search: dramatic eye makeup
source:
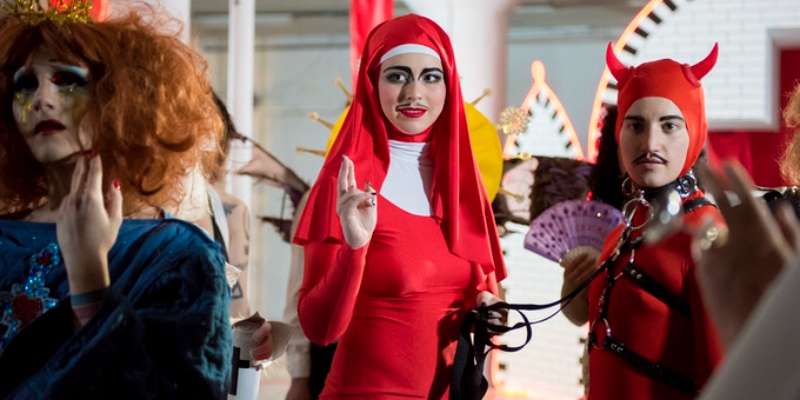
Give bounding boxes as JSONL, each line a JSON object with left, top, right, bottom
{"left": 382, "top": 66, "right": 443, "bottom": 84}
{"left": 51, "top": 66, "right": 89, "bottom": 87}
{"left": 12, "top": 68, "right": 37, "bottom": 93}
{"left": 419, "top": 67, "right": 443, "bottom": 83}
{"left": 12, "top": 65, "right": 89, "bottom": 94}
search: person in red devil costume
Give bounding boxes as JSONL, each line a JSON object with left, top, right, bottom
{"left": 586, "top": 44, "right": 725, "bottom": 400}
{"left": 292, "top": 14, "right": 507, "bottom": 399}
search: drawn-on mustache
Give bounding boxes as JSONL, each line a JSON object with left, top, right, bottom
{"left": 396, "top": 103, "right": 427, "bottom": 110}
{"left": 633, "top": 152, "right": 667, "bottom": 164}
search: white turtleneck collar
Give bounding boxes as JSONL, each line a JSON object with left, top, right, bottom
{"left": 380, "top": 140, "right": 434, "bottom": 216}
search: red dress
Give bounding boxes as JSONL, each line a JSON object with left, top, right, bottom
{"left": 587, "top": 193, "right": 724, "bottom": 400}
{"left": 293, "top": 15, "right": 505, "bottom": 399}
{"left": 299, "top": 196, "right": 488, "bottom": 399}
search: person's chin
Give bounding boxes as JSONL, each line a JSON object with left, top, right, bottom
{"left": 638, "top": 176, "right": 674, "bottom": 189}
{"left": 38, "top": 150, "right": 83, "bottom": 165}
{"left": 397, "top": 124, "right": 424, "bottom": 135}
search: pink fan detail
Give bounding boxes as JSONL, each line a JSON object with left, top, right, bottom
{"left": 524, "top": 199, "right": 623, "bottom": 262}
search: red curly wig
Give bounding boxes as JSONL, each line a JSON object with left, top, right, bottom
{"left": 0, "top": 4, "right": 222, "bottom": 215}
{"left": 781, "top": 83, "right": 800, "bottom": 185}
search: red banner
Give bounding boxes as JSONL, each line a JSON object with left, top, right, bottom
{"left": 707, "top": 48, "right": 800, "bottom": 188}
{"left": 350, "top": 0, "right": 393, "bottom": 86}
{"left": 51, "top": 0, "right": 109, "bottom": 22}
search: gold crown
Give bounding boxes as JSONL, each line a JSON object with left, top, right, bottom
{"left": 2, "top": 0, "right": 94, "bottom": 24}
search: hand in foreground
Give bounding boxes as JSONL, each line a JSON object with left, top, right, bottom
{"left": 57, "top": 151, "right": 122, "bottom": 297}
{"left": 337, "top": 155, "right": 377, "bottom": 249}
{"left": 692, "top": 161, "right": 800, "bottom": 348}
{"left": 251, "top": 320, "right": 274, "bottom": 361}
{"left": 476, "top": 290, "right": 508, "bottom": 335}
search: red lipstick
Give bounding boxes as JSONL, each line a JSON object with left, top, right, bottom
{"left": 34, "top": 120, "right": 66, "bottom": 135}
{"left": 398, "top": 107, "right": 427, "bottom": 118}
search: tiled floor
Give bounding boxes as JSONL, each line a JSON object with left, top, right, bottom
{"left": 257, "top": 357, "right": 290, "bottom": 399}
{"left": 252, "top": 357, "right": 578, "bottom": 400}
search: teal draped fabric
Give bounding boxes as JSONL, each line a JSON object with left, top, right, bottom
{"left": 0, "top": 218, "right": 231, "bottom": 399}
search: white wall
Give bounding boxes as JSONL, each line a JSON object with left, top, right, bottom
{"left": 199, "top": 36, "right": 351, "bottom": 321}
{"left": 608, "top": 0, "right": 800, "bottom": 131}
{"left": 507, "top": 39, "right": 610, "bottom": 154}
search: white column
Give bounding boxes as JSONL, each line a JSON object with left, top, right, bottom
{"left": 403, "top": 0, "right": 519, "bottom": 123}
{"left": 225, "top": 7, "right": 259, "bottom": 397}
{"left": 226, "top": 0, "right": 255, "bottom": 209}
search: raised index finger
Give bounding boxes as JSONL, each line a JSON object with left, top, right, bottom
{"left": 338, "top": 156, "right": 349, "bottom": 196}
{"left": 86, "top": 152, "right": 104, "bottom": 199}
{"left": 346, "top": 156, "right": 357, "bottom": 192}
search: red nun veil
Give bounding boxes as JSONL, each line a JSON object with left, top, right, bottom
{"left": 293, "top": 14, "right": 506, "bottom": 285}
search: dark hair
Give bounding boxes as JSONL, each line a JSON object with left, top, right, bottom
{"left": 0, "top": 5, "right": 222, "bottom": 214}
{"left": 589, "top": 105, "right": 625, "bottom": 209}
{"left": 207, "top": 92, "right": 241, "bottom": 183}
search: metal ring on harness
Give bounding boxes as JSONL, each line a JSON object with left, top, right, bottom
{"left": 621, "top": 197, "right": 652, "bottom": 231}
{"left": 589, "top": 317, "right": 611, "bottom": 350}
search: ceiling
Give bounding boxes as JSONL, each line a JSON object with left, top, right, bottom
{"left": 191, "top": 0, "right": 649, "bottom": 42}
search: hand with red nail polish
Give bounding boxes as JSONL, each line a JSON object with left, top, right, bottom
{"left": 56, "top": 153, "right": 123, "bottom": 310}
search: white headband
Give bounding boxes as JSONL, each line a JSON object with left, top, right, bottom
{"left": 379, "top": 44, "right": 441, "bottom": 64}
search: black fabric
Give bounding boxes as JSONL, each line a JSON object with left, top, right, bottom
{"left": 309, "top": 342, "right": 337, "bottom": 399}
{"left": 0, "top": 299, "right": 73, "bottom": 396}
{"left": 763, "top": 186, "right": 800, "bottom": 219}
{"left": 450, "top": 310, "right": 489, "bottom": 400}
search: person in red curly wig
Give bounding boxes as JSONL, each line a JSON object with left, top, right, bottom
{"left": 0, "top": 3, "right": 234, "bottom": 398}
{"left": 293, "top": 14, "right": 507, "bottom": 399}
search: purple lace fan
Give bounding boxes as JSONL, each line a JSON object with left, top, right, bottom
{"left": 524, "top": 199, "right": 623, "bottom": 262}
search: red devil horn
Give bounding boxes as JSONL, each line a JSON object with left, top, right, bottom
{"left": 690, "top": 43, "right": 719, "bottom": 81}
{"left": 606, "top": 42, "right": 630, "bottom": 88}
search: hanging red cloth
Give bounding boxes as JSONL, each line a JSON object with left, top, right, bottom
{"left": 349, "top": 0, "right": 393, "bottom": 87}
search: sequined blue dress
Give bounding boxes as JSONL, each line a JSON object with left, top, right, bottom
{"left": 0, "top": 218, "right": 231, "bottom": 399}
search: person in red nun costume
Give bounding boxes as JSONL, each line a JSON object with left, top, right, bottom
{"left": 293, "top": 14, "right": 507, "bottom": 399}
{"left": 586, "top": 44, "right": 725, "bottom": 400}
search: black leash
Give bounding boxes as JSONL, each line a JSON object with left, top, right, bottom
{"left": 450, "top": 251, "right": 617, "bottom": 400}
{"left": 451, "top": 195, "right": 715, "bottom": 400}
